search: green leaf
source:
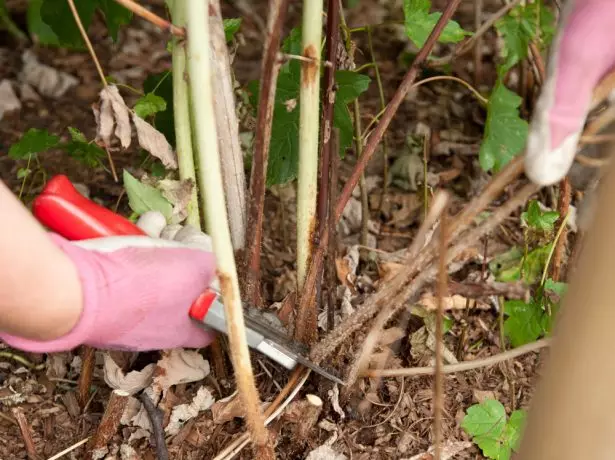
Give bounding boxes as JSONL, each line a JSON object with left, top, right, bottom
{"left": 496, "top": 1, "right": 556, "bottom": 72}
{"left": 521, "top": 200, "right": 559, "bottom": 232}
{"left": 122, "top": 170, "right": 173, "bottom": 220}
{"left": 9, "top": 128, "right": 60, "bottom": 160}
{"left": 26, "top": 0, "right": 60, "bottom": 45}
{"left": 504, "top": 300, "right": 544, "bottom": 347}
{"left": 134, "top": 93, "right": 167, "bottom": 119}
{"left": 98, "top": 0, "right": 132, "bottom": 42}
{"left": 403, "top": 0, "right": 471, "bottom": 49}
{"left": 143, "top": 72, "right": 175, "bottom": 147}
{"left": 62, "top": 127, "right": 106, "bottom": 167}
{"left": 479, "top": 81, "right": 528, "bottom": 172}
{"left": 463, "top": 400, "right": 527, "bottom": 460}
{"left": 17, "top": 168, "right": 31, "bottom": 179}
{"left": 545, "top": 278, "right": 567, "bottom": 297}
{"left": 334, "top": 70, "right": 371, "bottom": 156}
{"left": 40, "top": 0, "right": 97, "bottom": 48}
{"left": 223, "top": 18, "right": 242, "bottom": 42}
{"left": 504, "top": 410, "right": 527, "bottom": 452}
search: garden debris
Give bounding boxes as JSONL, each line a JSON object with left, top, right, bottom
{"left": 165, "top": 386, "right": 215, "bottom": 435}
{"left": 335, "top": 245, "right": 360, "bottom": 288}
{"left": 103, "top": 354, "right": 154, "bottom": 395}
{"left": 96, "top": 84, "right": 132, "bottom": 148}
{"left": 282, "top": 394, "right": 323, "bottom": 438}
{"left": 409, "top": 307, "right": 458, "bottom": 365}
{"left": 19, "top": 50, "right": 78, "bottom": 99}
{"left": 157, "top": 178, "right": 194, "bottom": 221}
{"left": 305, "top": 444, "right": 347, "bottom": 460}
{"left": 152, "top": 349, "right": 210, "bottom": 397}
{"left": 132, "top": 113, "right": 177, "bottom": 169}
{"left": 404, "top": 440, "right": 472, "bottom": 459}
{"left": 0, "top": 80, "right": 21, "bottom": 121}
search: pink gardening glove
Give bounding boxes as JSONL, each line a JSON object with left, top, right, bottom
{"left": 526, "top": 0, "right": 615, "bottom": 185}
{"left": 0, "top": 212, "right": 218, "bottom": 352}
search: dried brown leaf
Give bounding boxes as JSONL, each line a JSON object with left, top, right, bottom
{"left": 0, "top": 80, "right": 21, "bottom": 121}
{"left": 19, "top": 50, "right": 78, "bottom": 98}
{"left": 158, "top": 178, "right": 194, "bottom": 220}
{"left": 305, "top": 445, "right": 347, "bottom": 460}
{"left": 153, "top": 349, "right": 210, "bottom": 394}
{"left": 99, "top": 85, "right": 132, "bottom": 148}
{"left": 165, "top": 386, "right": 215, "bottom": 435}
{"left": 103, "top": 354, "right": 154, "bottom": 395}
{"left": 404, "top": 440, "right": 472, "bottom": 459}
{"left": 132, "top": 113, "right": 177, "bottom": 169}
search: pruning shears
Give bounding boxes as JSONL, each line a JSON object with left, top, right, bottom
{"left": 32, "top": 175, "right": 343, "bottom": 385}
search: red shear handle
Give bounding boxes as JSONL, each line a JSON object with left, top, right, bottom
{"left": 33, "top": 175, "right": 145, "bottom": 241}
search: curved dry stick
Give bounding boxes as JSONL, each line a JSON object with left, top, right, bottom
{"left": 113, "top": 0, "right": 185, "bottom": 37}
{"left": 364, "top": 338, "right": 550, "bottom": 377}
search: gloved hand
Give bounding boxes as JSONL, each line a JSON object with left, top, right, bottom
{"left": 0, "top": 211, "right": 218, "bottom": 353}
{"left": 525, "top": 0, "right": 615, "bottom": 186}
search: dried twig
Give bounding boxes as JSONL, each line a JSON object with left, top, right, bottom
{"left": 364, "top": 338, "right": 550, "bottom": 377}
{"left": 327, "top": 130, "right": 340, "bottom": 332}
{"left": 244, "top": 0, "right": 290, "bottom": 307}
{"left": 551, "top": 177, "right": 571, "bottom": 281}
{"left": 77, "top": 346, "right": 95, "bottom": 410}
{"left": 67, "top": 0, "right": 106, "bottom": 86}
{"left": 85, "top": 390, "right": 129, "bottom": 460}
{"left": 112, "top": 0, "right": 185, "bottom": 37}
{"left": 12, "top": 407, "right": 40, "bottom": 460}
{"left": 139, "top": 392, "right": 169, "bottom": 460}
{"left": 47, "top": 437, "right": 90, "bottom": 460}
{"left": 434, "top": 208, "right": 449, "bottom": 460}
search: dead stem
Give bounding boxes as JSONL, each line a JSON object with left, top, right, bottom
{"left": 364, "top": 338, "right": 550, "bottom": 378}
{"left": 85, "top": 390, "right": 129, "bottom": 460}
{"left": 528, "top": 42, "right": 546, "bottom": 85}
{"left": 551, "top": 177, "right": 571, "bottom": 281}
{"left": 12, "top": 407, "right": 40, "bottom": 460}
{"left": 353, "top": 100, "right": 370, "bottom": 247}
{"left": 67, "top": 0, "right": 106, "bottom": 87}
{"left": 244, "top": 0, "right": 290, "bottom": 307}
{"left": 433, "top": 207, "right": 449, "bottom": 460}
{"left": 113, "top": 0, "right": 186, "bottom": 37}
{"left": 47, "top": 438, "right": 90, "bottom": 460}
{"left": 327, "top": 130, "right": 341, "bottom": 332}
{"left": 139, "top": 392, "right": 169, "bottom": 460}
{"left": 77, "top": 346, "right": 96, "bottom": 410}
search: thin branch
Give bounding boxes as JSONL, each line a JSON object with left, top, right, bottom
{"left": 12, "top": 407, "right": 40, "bottom": 460}
{"left": 364, "top": 338, "right": 550, "bottom": 377}
{"left": 327, "top": 130, "right": 340, "bottom": 332}
{"left": 551, "top": 178, "right": 571, "bottom": 281}
{"left": 112, "top": 0, "right": 185, "bottom": 37}
{"left": 47, "top": 438, "right": 90, "bottom": 460}
{"left": 85, "top": 390, "right": 129, "bottom": 460}
{"left": 434, "top": 207, "right": 449, "bottom": 460}
{"left": 67, "top": 0, "right": 106, "bottom": 87}
{"left": 244, "top": 0, "right": 290, "bottom": 307}
{"left": 139, "top": 392, "right": 169, "bottom": 460}
{"left": 77, "top": 346, "right": 95, "bottom": 410}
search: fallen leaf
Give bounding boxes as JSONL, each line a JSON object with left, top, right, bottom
{"left": 18, "top": 82, "right": 41, "bottom": 102}
{"left": 473, "top": 389, "right": 497, "bottom": 404}
{"left": 153, "top": 349, "right": 210, "bottom": 395}
{"left": 339, "top": 197, "right": 362, "bottom": 235}
{"left": 305, "top": 445, "right": 347, "bottom": 460}
{"left": 165, "top": 386, "right": 215, "bottom": 435}
{"left": 404, "top": 440, "right": 472, "bottom": 460}
{"left": 19, "top": 50, "right": 78, "bottom": 98}
{"left": 328, "top": 384, "right": 345, "bottom": 420}
{"left": 157, "top": 178, "right": 194, "bottom": 221}
{"left": 103, "top": 354, "right": 155, "bottom": 395}
{"left": 120, "top": 444, "right": 140, "bottom": 460}
{"left": 46, "top": 353, "right": 69, "bottom": 379}
{"left": 335, "top": 245, "right": 360, "bottom": 288}
{"left": 132, "top": 113, "right": 177, "bottom": 169}
{"left": 0, "top": 80, "right": 21, "bottom": 121}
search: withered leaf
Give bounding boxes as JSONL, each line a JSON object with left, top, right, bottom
{"left": 158, "top": 178, "right": 194, "bottom": 220}
{"left": 103, "top": 353, "right": 155, "bottom": 395}
{"left": 132, "top": 113, "right": 177, "bottom": 169}
{"left": 153, "top": 349, "right": 210, "bottom": 395}
{"left": 98, "top": 84, "right": 132, "bottom": 148}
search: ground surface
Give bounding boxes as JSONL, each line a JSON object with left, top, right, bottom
{"left": 0, "top": 1, "right": 564, "bottom": 459}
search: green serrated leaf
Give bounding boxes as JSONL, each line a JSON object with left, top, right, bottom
{"left": 504, "top": 300, "right": 544, "bottom": 347}
{"left": 504, "top": 410, "right": 527, "bottom": 452}
{"left": 26, "top": 0, "right": 60, "bottom": 45}
{"left": 496, "top": 1, "right": 556, "bottom": 72}
{"left": 521, "top": 200, "right": 559, "bottom": 232}
{"left": 403, "top": 0, "right": 470, "bottom": 49}
{"left": 479, "top": 81, "right": 528, "bottom": 172}
{"left": 62, "top": 127, "right": 105, "bottom": 167}
{"left": 40, "top": 0, "right": 97, "bottom": 48}
{"left": 134, "top": 93, "right": 167, "bottom": 119}
{"left": 491, "top": 244, "right": 551, "bottom": 284}
{"left": 98, "top": 0, "right": 132, "bottom": 42}
{"left": 123, "top": 170, "right": 173, "bottom": 219}
{"left": 9, "top": 128, "right": 60, "bottom": 160}
{"left": 223, "top": 18, "right": 242, "bottom": 42}
{"left": 143, "top": 72, "right": 175, "bottom": 147}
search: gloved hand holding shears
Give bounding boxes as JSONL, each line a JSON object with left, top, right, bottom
{"left": 0, "top": 178, "right": 217, "bottom": 353}
{"left": 526, "top": 0, "right": 615, "bottom": 185}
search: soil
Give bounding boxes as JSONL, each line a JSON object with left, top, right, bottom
{"left": 0, "top": 1, "right": 566, "bottom": 459}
